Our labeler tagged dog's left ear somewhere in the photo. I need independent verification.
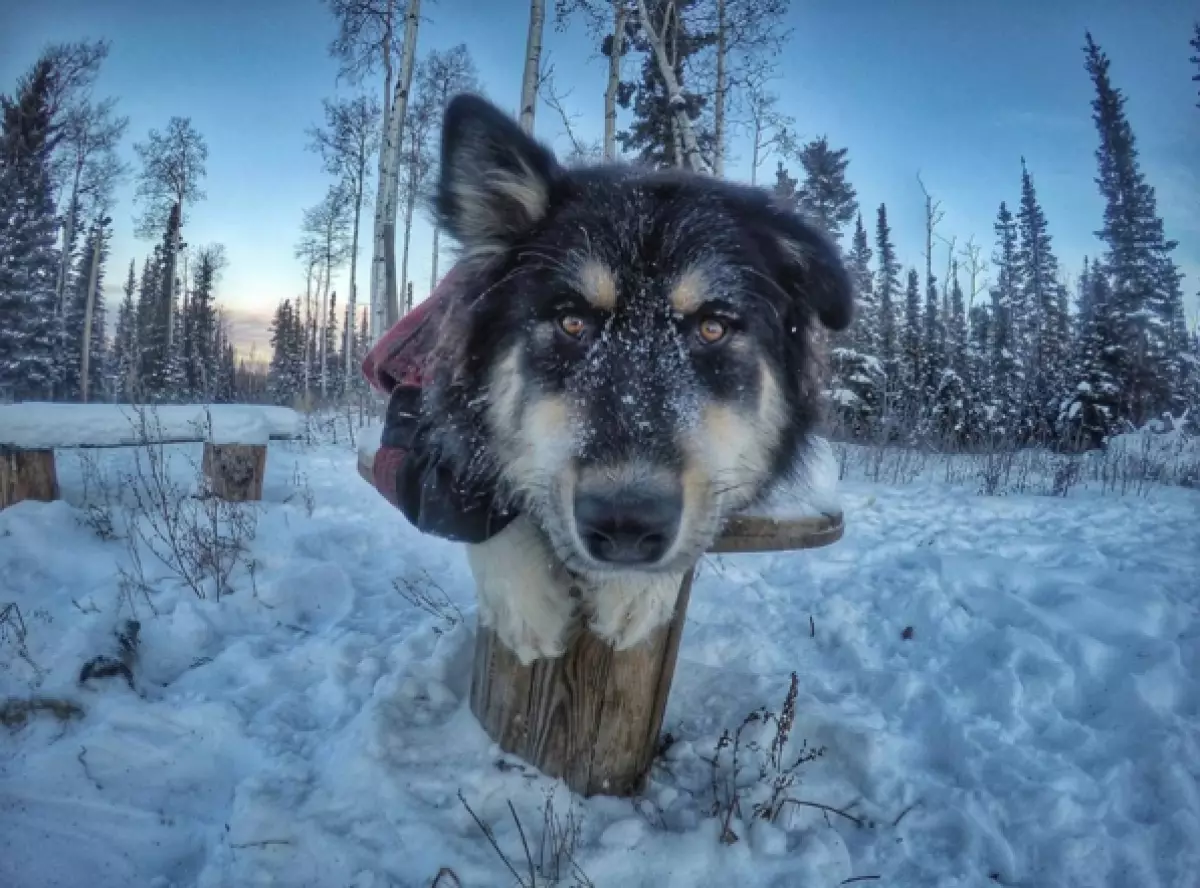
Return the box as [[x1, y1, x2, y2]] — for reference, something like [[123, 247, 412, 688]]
[[751, 200, 855, 332], [435, 93, 562, 258]]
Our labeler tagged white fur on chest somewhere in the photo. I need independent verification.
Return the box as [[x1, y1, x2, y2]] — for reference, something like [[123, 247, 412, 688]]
[[465, 515, 686, 665]]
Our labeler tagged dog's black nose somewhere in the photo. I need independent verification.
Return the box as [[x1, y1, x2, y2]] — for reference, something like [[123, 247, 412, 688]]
[[574, 489, 681, 566]]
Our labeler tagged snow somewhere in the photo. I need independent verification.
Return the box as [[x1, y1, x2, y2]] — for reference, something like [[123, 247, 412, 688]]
[[2, 421, 1198, 888], [0, 403, 303, 450]]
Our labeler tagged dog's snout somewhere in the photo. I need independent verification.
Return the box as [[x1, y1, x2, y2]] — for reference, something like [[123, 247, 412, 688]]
[[574, 487, 681, 566]]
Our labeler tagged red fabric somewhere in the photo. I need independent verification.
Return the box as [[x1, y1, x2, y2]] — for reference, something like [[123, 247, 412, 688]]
[[361, 263, 465, 508], [361, 263, 465, 394]]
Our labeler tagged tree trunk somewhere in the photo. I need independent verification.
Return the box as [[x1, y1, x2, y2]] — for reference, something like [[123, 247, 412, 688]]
[[343, 179, 364, 383], [400, 139, 419, 315], [713, 0, 726, 177], [430, 223, 440, 290], [167, 215, 182, 348], [750, 114, 761, 186], [520, 0, 546, 135], [376, 0, 422, 334], [635, 0, 706, 174], [55, 156, 84, 316], [603, 2, 627, 162], [80, 222, 104, 403], [369, 1, 396, 342]]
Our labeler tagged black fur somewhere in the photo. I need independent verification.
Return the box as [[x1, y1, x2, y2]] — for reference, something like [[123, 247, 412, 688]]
[[424, 93, 854, 533]]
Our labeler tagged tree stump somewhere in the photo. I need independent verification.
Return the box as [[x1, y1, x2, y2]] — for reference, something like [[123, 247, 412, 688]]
[[202, 443, 266, 502], [0, 448, 59, 510]]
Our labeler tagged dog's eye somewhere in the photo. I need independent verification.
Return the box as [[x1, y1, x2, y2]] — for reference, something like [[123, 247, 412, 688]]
[[558, 314, 588, 339], [696, 317, 728, 345]]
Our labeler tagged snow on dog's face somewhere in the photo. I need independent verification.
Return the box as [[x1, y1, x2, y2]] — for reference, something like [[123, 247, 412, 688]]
[[430, 94, 853, 577]]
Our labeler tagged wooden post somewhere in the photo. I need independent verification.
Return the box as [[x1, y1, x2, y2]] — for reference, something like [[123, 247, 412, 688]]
[[202, 443, 266, 502], [470, 569, 695, 797], [356, 440, 844, 798], [0, 448, 59, 510]]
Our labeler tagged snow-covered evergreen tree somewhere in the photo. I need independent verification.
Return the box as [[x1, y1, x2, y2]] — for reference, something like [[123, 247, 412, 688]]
[[1015, 158, 1069, 439], [874, 204, 901, 391], [112, 259, 138, 400], [989, 201, 1021, 440], [60, 218, 110, 401], [0, 56, 62, 401], [1083, 32, 1186, 426], [902, 267, 921, 408]]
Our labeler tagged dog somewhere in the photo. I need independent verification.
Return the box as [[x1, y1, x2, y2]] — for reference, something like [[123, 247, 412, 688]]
[[418, 94, 854, 665]]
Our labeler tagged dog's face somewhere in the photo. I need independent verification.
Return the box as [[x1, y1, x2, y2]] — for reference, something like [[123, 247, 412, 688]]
[[432, 95, 853, 578]]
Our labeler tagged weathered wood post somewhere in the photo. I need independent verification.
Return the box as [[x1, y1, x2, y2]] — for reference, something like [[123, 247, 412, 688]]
[[0, 448, 59, 510], [201, 443, 267, 502], [358, 443, 844, 797], [468, 510, 843, 797]]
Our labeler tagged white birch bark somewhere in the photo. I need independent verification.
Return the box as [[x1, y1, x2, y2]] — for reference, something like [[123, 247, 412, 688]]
[[713, 0, 726, 177], [634, 0, 706, 174], [374, 0, 421, 330], [520, 0, 546, 135], [369, 1, 396, 341], [603, 1, 627, 161]]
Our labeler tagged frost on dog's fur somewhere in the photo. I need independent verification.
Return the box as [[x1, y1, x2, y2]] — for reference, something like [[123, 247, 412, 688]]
[[423, 93, 854, 660]]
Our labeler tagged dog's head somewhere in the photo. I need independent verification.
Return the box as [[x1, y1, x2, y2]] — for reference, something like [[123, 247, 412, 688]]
[[429, 94, 853, 577]]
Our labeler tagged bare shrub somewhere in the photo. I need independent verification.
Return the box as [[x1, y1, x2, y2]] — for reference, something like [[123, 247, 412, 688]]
[[457, 790, 594, 887], [74, 451, 121, 540], [394, 568, 463, 634], [0, 602, 46, 683], [116, 405, 259, 603], [700, 672, 851, 845]]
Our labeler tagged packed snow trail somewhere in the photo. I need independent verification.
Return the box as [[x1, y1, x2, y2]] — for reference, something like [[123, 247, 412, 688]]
[[1, 434, 1197, 887]]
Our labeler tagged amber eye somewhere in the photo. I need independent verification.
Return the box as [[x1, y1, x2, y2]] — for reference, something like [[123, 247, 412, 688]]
[[558, 314, 587, 339], [697, 316, 728, 345]]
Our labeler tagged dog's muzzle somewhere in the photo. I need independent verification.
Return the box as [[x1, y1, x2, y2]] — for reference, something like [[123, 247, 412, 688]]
[[572, 476, 682, 567]]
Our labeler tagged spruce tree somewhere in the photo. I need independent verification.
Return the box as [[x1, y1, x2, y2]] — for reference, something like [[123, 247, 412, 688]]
[[113, 259, 138, 400], [990, 201, 1021, 439], [874, 204, 901, 389], [1084, 32, 1184, 425], [846, 214, 875, 354], [772, 161, 797, 205], [795, 136, 858, 242], [0, 57, 61, 400], [1015, 158, 1068, 438], [902, 268, 922, 405]]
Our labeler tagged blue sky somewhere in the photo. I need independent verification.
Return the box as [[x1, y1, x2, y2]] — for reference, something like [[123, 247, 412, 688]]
[[3, 0, 1197, 358]]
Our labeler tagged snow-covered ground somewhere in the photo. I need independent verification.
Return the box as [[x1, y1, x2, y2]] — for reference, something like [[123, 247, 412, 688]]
[[1, 418, 1198, 888]]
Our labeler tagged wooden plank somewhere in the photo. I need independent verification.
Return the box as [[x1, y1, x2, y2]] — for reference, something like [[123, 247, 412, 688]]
[[0, 448, 59, 509], [0, 403, 303, 451]]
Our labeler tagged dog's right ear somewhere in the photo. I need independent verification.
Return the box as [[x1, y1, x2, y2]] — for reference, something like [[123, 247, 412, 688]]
[[435, 93, 562, 258]]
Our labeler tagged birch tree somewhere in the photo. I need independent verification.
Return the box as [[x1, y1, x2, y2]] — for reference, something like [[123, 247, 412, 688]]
[[634, 0, 708, 172], [132, 117, 208, 348], [555, 0, 633, 162], [415, 45, 479, 286], [521, 0, 548, 134], [323, 0, 421, 338], [693, 0, 790, 176], [301, 184, 353, 399], [738, 65, 794, 185], [308, 94, 381, 381]]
